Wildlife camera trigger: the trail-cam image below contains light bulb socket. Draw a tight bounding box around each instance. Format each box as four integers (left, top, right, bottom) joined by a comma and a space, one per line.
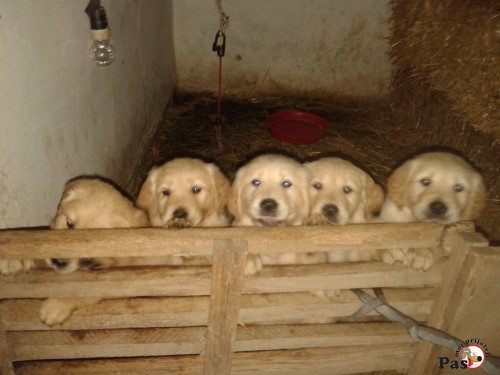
90, 28, 110, 41
85, 0, 109, 30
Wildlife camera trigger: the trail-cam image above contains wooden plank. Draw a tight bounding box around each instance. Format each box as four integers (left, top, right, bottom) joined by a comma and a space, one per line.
14, 343, 417, 375
9, 327, 206, 361
410, 232, 497, 374
0, 222, 452, 259
1, 288, 435, 331
0, 266, 212, 299
203, 239, 247, 375
244, 260, 445, 293
8, 322, 413, 361
0, 261, 444, 299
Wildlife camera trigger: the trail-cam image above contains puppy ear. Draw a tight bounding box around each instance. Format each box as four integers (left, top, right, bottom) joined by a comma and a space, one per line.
298, 168, 311, 223
134, 209, 150, 227
362, 177, 385, 220
227, 170, 243, 221
387, 160, 414, 210
207, 163, 231, 214
136, 167, 159, 221
467, 174, 487, 220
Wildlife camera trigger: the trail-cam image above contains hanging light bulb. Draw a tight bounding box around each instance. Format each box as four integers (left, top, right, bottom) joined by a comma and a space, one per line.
85, 0, 115, 66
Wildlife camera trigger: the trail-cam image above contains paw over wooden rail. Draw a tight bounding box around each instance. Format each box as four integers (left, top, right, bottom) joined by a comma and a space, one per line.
0, 222, 498, 375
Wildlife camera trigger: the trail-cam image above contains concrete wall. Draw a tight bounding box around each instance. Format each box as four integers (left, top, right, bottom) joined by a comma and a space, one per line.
174, 0, 392, 98
0, 0, 176, 228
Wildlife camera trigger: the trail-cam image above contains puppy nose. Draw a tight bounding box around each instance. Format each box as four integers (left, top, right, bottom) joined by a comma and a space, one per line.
173, 208, 188, 219
51, 258, 68, 268
260, 198, 278, 212
430, 201, 447, 216
322, 204, 339, 220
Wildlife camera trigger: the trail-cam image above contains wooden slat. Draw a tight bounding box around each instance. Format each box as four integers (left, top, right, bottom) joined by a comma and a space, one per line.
8, 322, 413, 361
203, 240, 247, 375
244, 260, 445, 293
410, 232, 495, 374
0, 266, 212, 299
0, 288, 435, 331
14, 343, 417, 375
0, 222, 457, 259
0, 261, 445, 299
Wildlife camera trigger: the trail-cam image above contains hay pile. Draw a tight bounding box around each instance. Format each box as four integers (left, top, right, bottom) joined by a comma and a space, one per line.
390, 0, 499, 140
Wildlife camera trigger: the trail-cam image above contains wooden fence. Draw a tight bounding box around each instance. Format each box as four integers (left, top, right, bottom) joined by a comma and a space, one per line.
0, 222, 498, 374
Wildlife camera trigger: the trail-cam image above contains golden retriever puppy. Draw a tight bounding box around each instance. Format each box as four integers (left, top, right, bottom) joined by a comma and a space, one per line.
305, 157, 384, 226
137, 158, 231, 228
39, 176, 177, 327
48, 177, 150, 273
229, 154, 310, 227
379, 152, 485, 224
379, 151, 486, 270
305, 157, 385, 264
304, 157, 385, 298
229, 154, 324, 274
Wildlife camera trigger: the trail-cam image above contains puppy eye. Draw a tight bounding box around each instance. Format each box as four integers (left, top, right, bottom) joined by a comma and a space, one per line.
66, 220, 74, 229
313, 182, 322, 190
192, 186, 202, 194
421, 178, 431, 186
343, 186, 352, 194
252, 179, 261, 187
282, 180, 292, 188
454, 184, 464, 192
161, 188, 171, 197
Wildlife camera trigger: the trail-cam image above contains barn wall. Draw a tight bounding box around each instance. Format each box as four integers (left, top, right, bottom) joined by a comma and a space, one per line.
0, 0, 175, 228
173, 0, 392, 99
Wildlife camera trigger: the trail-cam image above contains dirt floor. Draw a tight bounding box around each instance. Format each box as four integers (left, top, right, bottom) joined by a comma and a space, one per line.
131, 92, 500, 243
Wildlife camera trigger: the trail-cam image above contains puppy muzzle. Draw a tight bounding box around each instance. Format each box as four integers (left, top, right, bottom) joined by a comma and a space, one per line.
427, 200, 448, 220
322, 204, 339, 223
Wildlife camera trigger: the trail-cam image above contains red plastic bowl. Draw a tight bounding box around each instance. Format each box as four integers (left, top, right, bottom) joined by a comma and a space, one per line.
267, 110, 328, 145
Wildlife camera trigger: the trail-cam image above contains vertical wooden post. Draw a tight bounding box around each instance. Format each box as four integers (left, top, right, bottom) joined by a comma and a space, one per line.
0, 316, 15, 375
203, 239, 247, 375
410, 231, 497, 374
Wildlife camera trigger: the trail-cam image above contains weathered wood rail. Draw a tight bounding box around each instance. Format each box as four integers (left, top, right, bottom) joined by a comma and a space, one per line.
0, 222, 497, 375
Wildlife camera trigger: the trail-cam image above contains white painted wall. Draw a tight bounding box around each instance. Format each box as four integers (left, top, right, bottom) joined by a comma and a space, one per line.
174, 0, 392, 98
0, 0, 175, 228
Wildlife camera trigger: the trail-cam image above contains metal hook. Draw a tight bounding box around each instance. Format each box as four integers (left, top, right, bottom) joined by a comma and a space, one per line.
212, 30, 226, 57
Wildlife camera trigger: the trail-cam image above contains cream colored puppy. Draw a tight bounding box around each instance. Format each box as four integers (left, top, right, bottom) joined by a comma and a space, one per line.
39, 176, 170, 327
305, 157, 384, 226
305, 157, 385, 264
137, 158, 231, 228
379, 152, 485, 224
229, 154, 323, 274
48, 177, 150, 273
379, 151, 486, 270
229, 154, 310, 227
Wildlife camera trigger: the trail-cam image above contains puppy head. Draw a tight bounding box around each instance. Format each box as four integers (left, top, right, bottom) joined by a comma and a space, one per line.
387, 152, 486, 223
304, 157, 384, 225
136, 158, 230, 227
49, 176, 149, 273
228, 154, 309, 226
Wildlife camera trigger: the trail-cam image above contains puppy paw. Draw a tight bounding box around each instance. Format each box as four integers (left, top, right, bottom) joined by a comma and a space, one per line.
382, 248, 411, 267
313, 289, 340, 299
39, 298, 76, 326
0, 259, 34, 275
305, 214, 331, 226
166, 218, 192, 228
408, 248, 436, 271
244, 254, 263, 276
